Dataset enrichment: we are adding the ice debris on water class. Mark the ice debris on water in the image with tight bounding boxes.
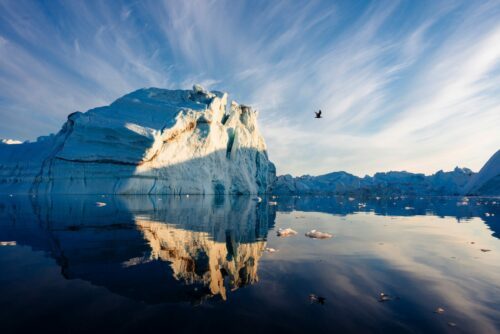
[95,202,107,207]
[305,229,333,239]
[277,228,297,237]
[309,294,326,305]
[378,292,393,302]
[434,307,445,314]
[0,241,16,246]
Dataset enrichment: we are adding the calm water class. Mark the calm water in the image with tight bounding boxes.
[0,195,499,333]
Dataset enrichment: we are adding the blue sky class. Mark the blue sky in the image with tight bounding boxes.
[0,0,499,176]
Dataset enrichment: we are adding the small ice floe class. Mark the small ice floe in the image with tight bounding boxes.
[277,228,297,237]
[9,194,13,197]
[95,202,107,207]
[348,197,355,201]
[485,213,491,217]
[448,322,457,327]
[434,307,445,314]
[122,256,152,268]
[456,197,469,206]
[358,203,367,208]
[264,247,278,253]
[253,196,262,202]
[269,201,278,206]
[305,229,333,239]
[404,206,414,210]
[272,195,278,199]
[480,249,491,252]
[375,196,381,200]
[186,194,189,198]
[0,241,16,246]
[378,292,392,302]
[309,294,326,305]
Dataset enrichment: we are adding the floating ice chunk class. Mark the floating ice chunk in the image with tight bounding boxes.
[404,206,414,210]
[95,202,107,207]
[277,228,297,237]
[434,307,445,314]
[0,241,16,246]
[305,229,332,239]
[309,294,326,304]
[378,292,392,302]
[122,256,152,268]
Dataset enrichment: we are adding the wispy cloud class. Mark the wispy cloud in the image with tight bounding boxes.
[0,0,499,175]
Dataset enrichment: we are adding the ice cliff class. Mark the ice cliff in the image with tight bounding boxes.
[0,85,276,195]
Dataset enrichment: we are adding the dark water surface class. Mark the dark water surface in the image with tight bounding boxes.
[0,195,499,333]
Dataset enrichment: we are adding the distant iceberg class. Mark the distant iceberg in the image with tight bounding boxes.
[271,167,479,196]
[0,85,276,195]
[270,150,499,196]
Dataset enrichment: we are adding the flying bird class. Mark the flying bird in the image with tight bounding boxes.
[315,110,322,118]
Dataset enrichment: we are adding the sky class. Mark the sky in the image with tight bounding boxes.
[0,0,499,177]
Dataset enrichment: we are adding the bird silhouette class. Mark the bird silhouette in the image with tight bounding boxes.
[315,110,322,118]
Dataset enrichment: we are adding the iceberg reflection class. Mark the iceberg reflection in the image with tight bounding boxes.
[0,195,276,303]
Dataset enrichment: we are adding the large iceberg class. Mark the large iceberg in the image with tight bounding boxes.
[464,150,500,196]
[0,85,276,195]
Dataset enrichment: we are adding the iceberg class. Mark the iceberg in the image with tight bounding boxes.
[271,168,476,196]
[0,85,276,195]
[464,150,500,196]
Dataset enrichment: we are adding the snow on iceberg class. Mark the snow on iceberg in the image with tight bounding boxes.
[0,85,276,195]
[0,139,22,145]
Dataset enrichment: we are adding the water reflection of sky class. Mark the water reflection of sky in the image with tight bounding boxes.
[0,195,498,333]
